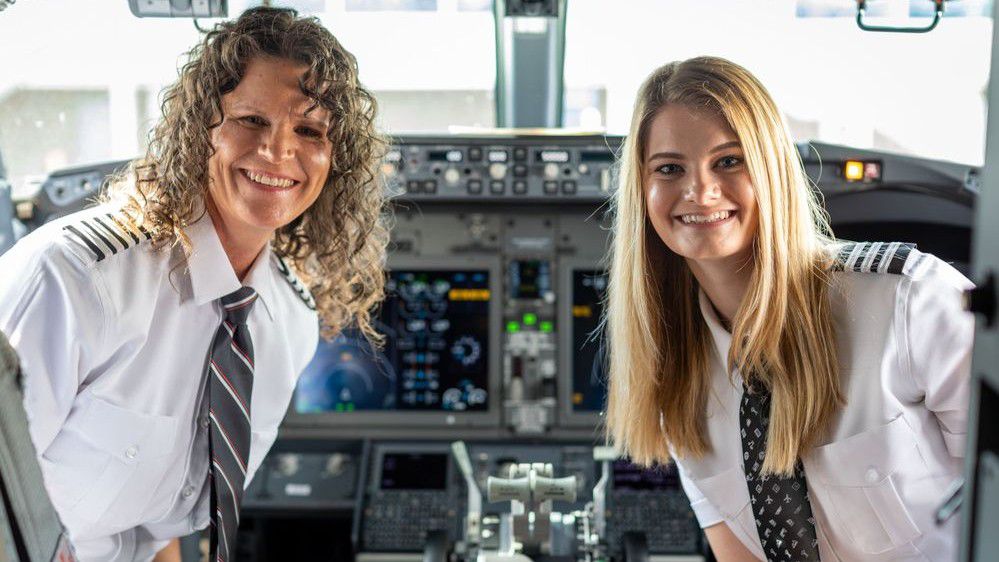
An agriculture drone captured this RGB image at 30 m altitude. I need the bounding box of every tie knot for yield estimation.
[221,286,257,325]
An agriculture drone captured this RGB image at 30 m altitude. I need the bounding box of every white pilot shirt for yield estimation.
[674,243,973,562]
[0,204,319,561]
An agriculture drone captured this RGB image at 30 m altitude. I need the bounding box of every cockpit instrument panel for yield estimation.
[290,257,502,427]
[558,259,609,426]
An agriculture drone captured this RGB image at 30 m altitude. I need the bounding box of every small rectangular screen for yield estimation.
[580,150,615,163]
[428,149,464,163]
[612,460,679,491]
[537,150,570,163]
[488,150,508,163]
[570,269,608,412]
[381,453,448,490]
[510,260,551,300]
[295,269,491,413]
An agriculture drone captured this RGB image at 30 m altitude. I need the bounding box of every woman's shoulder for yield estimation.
[829,241,971,290]
[271,254,317,312]
[22,204,158,271]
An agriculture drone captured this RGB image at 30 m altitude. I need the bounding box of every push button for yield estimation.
[513,180,528,194]
[513,164,528,178]
[513,147,527,161]
[489,180,505,194]
[561,180,577,194]
[467,180,483,194]
[543,181,558,194]
[468,147,483,161]
[406,180,421,194]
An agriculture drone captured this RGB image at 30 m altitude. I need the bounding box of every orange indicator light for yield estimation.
[844,160,864,182]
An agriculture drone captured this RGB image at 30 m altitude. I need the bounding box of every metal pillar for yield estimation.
[959,3,999,560]
[493,0,568,128]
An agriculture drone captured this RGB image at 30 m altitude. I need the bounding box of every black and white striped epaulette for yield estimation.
[61,211,152,263]
[833,241,915,275]
[275,255,317,310]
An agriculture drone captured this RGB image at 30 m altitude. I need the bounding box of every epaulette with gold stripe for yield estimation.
[833,241,915,275]
[61,211,152,262]
[275,255,317,311]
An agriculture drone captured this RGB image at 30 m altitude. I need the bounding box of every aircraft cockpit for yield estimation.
[1,1,998,561]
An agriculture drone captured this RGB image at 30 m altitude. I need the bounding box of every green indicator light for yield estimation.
[347,403,355,412]
[507,321,520,333]
[540,321,554,333]
[523,313,537,326]
[335,403,345,412]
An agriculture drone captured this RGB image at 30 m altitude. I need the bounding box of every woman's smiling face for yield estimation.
[644,104,758,267]
[207,55,333,240]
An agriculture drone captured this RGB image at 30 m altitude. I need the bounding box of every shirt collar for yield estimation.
[698,288,733,372]
[185,212,277,322]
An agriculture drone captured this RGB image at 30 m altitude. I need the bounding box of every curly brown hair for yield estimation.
[105,6,389,343]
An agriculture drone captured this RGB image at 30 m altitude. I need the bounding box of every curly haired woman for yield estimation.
[0,7,388,561]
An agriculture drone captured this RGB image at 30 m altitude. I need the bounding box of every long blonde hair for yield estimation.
[605,56,843,476]
[103,7,389,343]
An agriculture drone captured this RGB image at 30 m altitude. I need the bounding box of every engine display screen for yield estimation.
[380,453,449,490]
[612,460,679,491]
[570,269,608,413]
[294,269,491,413]
[509,260,551,300]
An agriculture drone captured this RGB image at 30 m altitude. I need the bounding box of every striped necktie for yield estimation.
[740,379,821,562]
[208,286,258,562]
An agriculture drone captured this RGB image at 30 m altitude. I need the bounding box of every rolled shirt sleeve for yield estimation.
[675,459,724,528]
[901,256,975,458]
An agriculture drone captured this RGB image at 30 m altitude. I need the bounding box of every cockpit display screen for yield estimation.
[570,269,608,413]
[612,460,679,491]
[380,453,449,490]
[294,269,491,413]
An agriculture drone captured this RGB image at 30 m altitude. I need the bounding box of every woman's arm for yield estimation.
[152,538,181,562]
[704,523,763,562]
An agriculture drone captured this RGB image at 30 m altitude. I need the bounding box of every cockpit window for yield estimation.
[563,0,992,166]
[0,0,497,198]
[0,0,991,200]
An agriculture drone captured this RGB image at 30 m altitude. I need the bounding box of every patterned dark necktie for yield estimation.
[207,287,258,562]
[740,379,821,562]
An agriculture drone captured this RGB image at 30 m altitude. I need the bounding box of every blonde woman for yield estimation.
[605,56,973,562]
[0,7,387,561]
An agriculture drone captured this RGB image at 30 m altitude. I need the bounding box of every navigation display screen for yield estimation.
[294,269,491,413]
[570,269,608,413]
[612,460,679,491]
[380,453,449,490]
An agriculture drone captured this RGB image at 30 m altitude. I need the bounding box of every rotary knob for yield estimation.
[277,454,300,477]
[489,163,508,180]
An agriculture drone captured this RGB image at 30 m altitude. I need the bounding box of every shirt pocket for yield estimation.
[688,466,765,560]
[803,415,927,560]
[40,397,178,532]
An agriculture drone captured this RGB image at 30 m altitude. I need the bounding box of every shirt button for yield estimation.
[200,416,210,429]
[125,445,139,459]
[865,467,880,484]
[182,485,195,498]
